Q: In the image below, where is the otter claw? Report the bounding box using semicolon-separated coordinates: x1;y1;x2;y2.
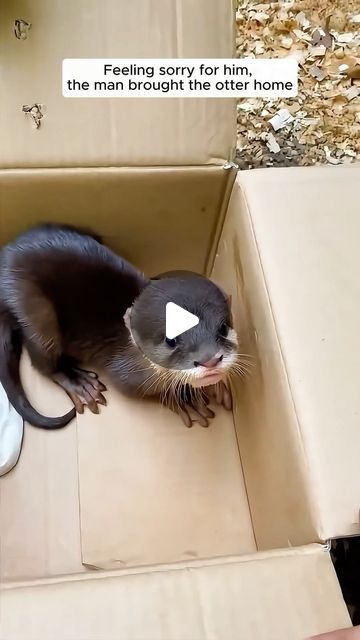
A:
166;390;215;428
53;367;107;415
205;381;232;412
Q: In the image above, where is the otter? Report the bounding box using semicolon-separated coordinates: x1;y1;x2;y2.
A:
0;223;243;428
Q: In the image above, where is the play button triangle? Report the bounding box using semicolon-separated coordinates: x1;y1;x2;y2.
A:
165;302;199;340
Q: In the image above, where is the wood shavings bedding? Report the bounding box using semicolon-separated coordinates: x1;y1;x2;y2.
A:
236;0;360;170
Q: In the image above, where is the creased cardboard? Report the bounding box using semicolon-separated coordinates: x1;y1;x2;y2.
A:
0;357;255;579
237;166;360;541
0;0;236;168
77;375;255;570
0;167;233;275
212;166;360;547
211;177;320;550
0;546;351;640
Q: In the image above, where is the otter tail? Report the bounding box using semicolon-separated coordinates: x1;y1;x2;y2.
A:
0;309;76;429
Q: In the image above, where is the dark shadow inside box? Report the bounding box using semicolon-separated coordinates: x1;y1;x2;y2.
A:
332;537;360;625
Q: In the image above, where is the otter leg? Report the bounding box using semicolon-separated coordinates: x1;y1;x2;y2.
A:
18;288;106;414
18;288;63;376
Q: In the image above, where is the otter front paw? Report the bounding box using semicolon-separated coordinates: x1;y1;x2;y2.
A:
52;367;107;415
204;380;232;411
165;386;215;428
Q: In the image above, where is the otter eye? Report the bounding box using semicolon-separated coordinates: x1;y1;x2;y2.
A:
165;337;177;348
219;323;229;337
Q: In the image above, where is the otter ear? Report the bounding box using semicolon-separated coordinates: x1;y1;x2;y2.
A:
123;306;132;332
214;282;234;327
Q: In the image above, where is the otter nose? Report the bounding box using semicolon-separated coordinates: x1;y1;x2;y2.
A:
194;355;223;368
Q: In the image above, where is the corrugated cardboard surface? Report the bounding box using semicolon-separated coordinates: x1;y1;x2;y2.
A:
0;0;235;168
239;165;360;540
310;629;360;640
211;178;319;550
77;373;254;570
0;354;86;582
0;356;254;581
212;166;360;545
0;546;351;640
0;166;233;275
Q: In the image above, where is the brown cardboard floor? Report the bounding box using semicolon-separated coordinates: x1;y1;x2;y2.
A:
0;353;256;581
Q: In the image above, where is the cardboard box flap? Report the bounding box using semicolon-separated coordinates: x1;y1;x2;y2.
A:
310;629;360;640
1;546;350;640
0;0;235;168
211;181;320;551
225;166;360;542
0;166;235;276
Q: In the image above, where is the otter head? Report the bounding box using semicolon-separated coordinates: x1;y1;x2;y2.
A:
124;272;240;388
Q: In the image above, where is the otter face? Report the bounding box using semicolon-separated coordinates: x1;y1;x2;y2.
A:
125;274;241;388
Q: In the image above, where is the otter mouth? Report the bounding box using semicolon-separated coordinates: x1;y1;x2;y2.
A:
189;368;227;388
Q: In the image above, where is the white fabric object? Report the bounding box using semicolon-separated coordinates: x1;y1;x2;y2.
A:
0;382;23;476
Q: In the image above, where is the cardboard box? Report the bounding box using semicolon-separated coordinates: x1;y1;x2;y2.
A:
0;1;358;638
310;628;360;640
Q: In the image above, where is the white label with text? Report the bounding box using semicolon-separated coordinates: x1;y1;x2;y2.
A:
62;58;298;98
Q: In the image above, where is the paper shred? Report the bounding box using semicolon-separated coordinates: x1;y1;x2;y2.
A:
310;45;327;57
237;99;264;113
296;11;310;29
344;86;360;101
252;12;269;25
14;19;31;40
280;36;293;49
269;109;295;131
321;33;333;49
255;41;265;55
301;117;321;126
22;103;43;129
312;29;333;49
324;146;341;164
309;66;327;81
337;32;357;44
265;133;281;153
293;28;313;41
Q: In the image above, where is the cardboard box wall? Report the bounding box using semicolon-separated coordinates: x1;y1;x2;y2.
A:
0;165;356;640
212;166;360;546
0;0;358;638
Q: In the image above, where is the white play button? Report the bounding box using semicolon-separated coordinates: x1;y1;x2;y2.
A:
165;302;199;340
